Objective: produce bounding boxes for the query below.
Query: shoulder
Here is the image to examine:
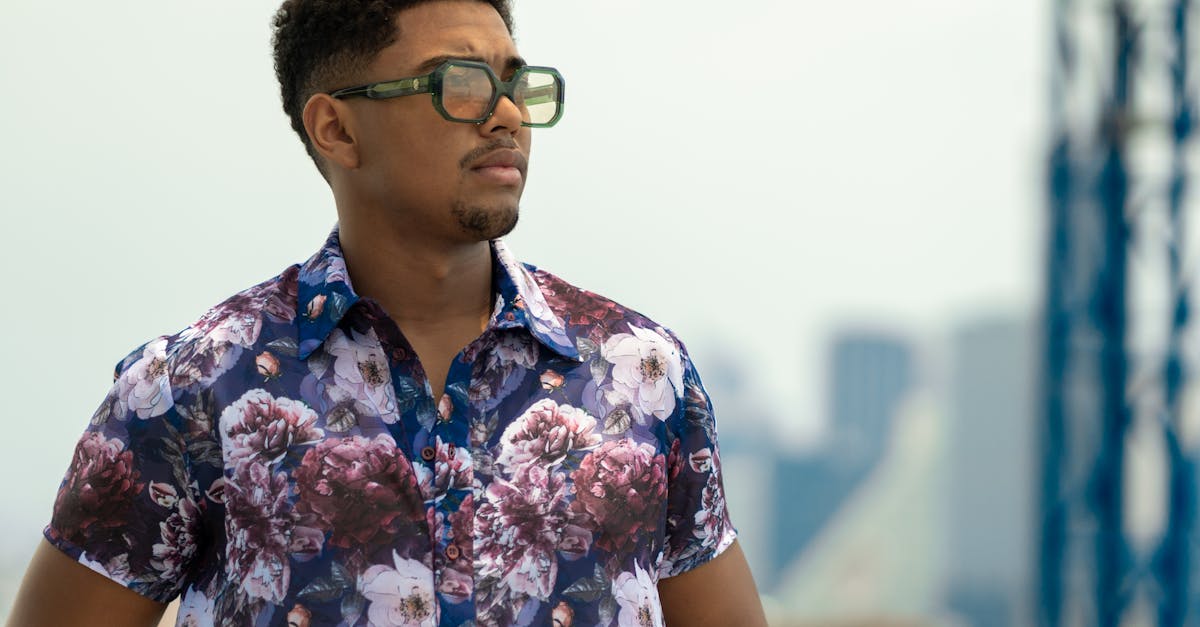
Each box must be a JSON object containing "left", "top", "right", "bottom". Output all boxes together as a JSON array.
[
  {"left": 101, "top": 265, "right": 301, "bottom": 421},
  {"left": 525, "top": 264, "right": 702, "bottom": 416},
  {"left": 525, "top": 263, "right": 683, "bottom": 346}
]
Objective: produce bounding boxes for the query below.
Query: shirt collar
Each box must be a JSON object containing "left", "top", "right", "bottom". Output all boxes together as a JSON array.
[{"left": 296, "top": 225, "right": 580, "bottom": 362}]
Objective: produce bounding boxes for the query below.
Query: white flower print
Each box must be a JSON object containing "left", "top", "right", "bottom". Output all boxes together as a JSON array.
[
  {"left": 359, "top": 551, "right": 437, "bottom": 627},
  {"left": 602, "top": 326, "right": 683, "bottom": 423},
  {"left": 612, "top": 562, "right": 664, "bottom": 627},
  {"left": 176, "top": 588, "right": 216, "bottom": 627},
  {"left": 78, "top": 553, "right": 130, "bottom": 582},
  {"left": 490, "top": 332, "right": 540, "bottom": 370},
  {"left": 116, "top": 338, "right": 173, "bottom": 419},
  {"left": 326, "top": 327, "right": 397, "bottom": 419}
]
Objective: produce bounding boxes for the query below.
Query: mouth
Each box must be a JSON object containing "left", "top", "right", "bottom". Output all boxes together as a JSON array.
[{"left": 467, "top": 148, "right": 527, "bottom": 187}]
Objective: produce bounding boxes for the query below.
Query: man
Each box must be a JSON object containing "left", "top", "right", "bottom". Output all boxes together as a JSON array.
[{"left": 7, "top": 1, "right": 766, "bottom": 625}]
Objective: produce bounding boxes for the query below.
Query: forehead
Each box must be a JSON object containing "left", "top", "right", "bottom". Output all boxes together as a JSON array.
[{"left": 379, "top": 1, "right": 518, "bottom": 73}]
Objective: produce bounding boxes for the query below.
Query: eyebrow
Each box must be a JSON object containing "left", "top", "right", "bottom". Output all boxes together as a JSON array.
[{"left": 412, "top": 53, "right": 528, "bottom": 75}]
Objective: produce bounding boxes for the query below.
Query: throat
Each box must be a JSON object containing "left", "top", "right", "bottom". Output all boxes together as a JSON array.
[{"left": 402, "top": 312, "right": 491, "bottom": 401}]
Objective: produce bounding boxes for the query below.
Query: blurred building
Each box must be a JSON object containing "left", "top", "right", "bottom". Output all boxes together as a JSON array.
[
  {"left": 942, "top": 315, "right": 1036, "bottom": 627},
  {"left": 769, "top": 332, "right": 915, "bottom": 586},
  {"left": 772, "top": 389, "right": 947, "bottom": 620}
]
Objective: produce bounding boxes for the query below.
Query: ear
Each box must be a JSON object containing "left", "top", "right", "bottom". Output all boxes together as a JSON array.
[{"left": 303, "top": 93, "right": 361, "bottom": 170}]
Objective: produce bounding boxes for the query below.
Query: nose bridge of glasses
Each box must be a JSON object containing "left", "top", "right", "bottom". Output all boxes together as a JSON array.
[
  {"left": 432, "top": 62, "right": 560, "bottom": 125},
  {"left": 493, "top": 70, "right": 525, "bottom": 102}
]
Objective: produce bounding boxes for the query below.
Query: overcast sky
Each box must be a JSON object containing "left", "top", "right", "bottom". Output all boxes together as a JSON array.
[{"left": 0, "top": 0, "right": 1046, "bottom": 588}]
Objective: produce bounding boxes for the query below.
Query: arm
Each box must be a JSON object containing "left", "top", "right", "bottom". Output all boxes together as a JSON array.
[
  {"left": 5, "top": 539, "right": 168, "bottom": 627},
  {"left": 658, "top": 540, "right": 767, "bottom": 627}
]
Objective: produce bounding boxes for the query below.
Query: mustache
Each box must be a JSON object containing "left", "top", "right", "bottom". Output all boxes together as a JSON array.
[{"left": 459, "top": 139, "right": 521, "bottom": 170}]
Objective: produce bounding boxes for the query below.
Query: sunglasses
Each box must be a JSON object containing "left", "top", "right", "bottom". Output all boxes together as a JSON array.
[{"left": 329, "top": 59, "right": 565, "bottom": 128}]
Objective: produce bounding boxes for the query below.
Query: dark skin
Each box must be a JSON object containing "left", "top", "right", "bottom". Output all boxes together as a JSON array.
[
  {"left": 8, "top": 2, "right": 768, "bottom": 625},
  {"left": 306, "top": 2, "right": 524, "bottom": 400},
  {"left": 7, "top": 540, "right": 168, "bottom": 626}
]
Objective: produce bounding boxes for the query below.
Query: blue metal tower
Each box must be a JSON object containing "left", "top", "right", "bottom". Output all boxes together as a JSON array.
[{"left": 1041, "top": 0, "right": 1197, "bottom": 624}]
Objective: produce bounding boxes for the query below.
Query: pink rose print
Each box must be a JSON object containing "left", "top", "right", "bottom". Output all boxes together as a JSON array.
[
  {"left": 476, "top": 465, "right": 592, "bottom": 601},
  {"left": 688, "top": 448, "right": 713, "bottom": 474},
  {"left": 53, "top": 432, "right": 143, "bottom": 547},
  {"left": 552, "top": 601, "right": 575, "bottom": 627},
  {"left": 570, "top": 438, "right": 667, "bottom": 555},
  {"left": 205, "top": 477, "right": 226, "bottom": 504},
  {"left": 151, "top": 496, "right": 200, "bottom": 581},
  {"left": 255, "top": 351, "right": 281, "bottom": 378},
  {"left": 536, "top": 271, "right": 626, "bottom": 328},
  {"left": 306, "top": 293, "right": 327, "bottom": 319},
  {"left": 434, "top": 438, "right": 473, "bottom": 494},
  {"left": 287, "top": 604, "right": 312, "bottom": 627},
  {"left": 192, "top": 289, "right": 273, "bottom": 348},
  {"left": 225, "top": 460, "right": 322, "bottom": 604},
  {"left": 539, "top": 369, "right": 565, "bottom": 391},
  {"left": 666, "top": 437, "right": 682, "bottom": 481},
  {"left": 495, "top": 399, "right": 601, "bottom": 471},
  {"left": 170, "top": 328, "right": 243, "bottom": 389},
  {"left": 693, "top": 472, "right": 729, "bottom": 550},
  {"left": 149, "top": 482, "right": 178, "bottom": 508},
  {"left": 416, "top": 437, "right": 474, "bottom": 501},
  {"left": 219, "top": 389, "right": 323, "bottom": 466},
  {"left": 295, "top": 435, "right": 424, "bottom": 554}
]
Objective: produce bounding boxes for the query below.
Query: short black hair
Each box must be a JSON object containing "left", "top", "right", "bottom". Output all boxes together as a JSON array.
[{"left": 271, "top": 0, "right": 515, "bottom": 174}]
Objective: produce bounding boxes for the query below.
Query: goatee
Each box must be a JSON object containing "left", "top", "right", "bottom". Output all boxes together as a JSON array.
[{"left": 452, "top": 202, "right": 519, "bottom": 240}]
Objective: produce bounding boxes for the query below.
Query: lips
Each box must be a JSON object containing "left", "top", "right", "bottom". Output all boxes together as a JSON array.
[{"left": 468, "top": 149, "right": 527, "bottom": 186}]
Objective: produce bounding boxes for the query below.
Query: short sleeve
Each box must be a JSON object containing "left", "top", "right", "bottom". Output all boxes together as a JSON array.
[
  {"left": 44, "top": 336, "right": 203, "bottom": 603},
  {"left": 657, "top": 345, "right": 738, "bottom": 578}
]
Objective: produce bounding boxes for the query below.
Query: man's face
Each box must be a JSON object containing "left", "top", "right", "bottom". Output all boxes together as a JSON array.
[{"left": 343, "top": 1, "right": 530, "bottom": 244}]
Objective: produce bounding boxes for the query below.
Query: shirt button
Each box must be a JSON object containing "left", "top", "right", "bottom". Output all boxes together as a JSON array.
[
  {"left": 420, "top": 446, "right": 436, "bottom": 462},
  {"left": 445, "top": 544, "right": 461, "bottom": 561}
]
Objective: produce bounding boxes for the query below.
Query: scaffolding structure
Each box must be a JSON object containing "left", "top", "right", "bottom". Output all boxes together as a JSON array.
[{"left": 1041, "top": 0, "right": 1198, "bottom": 624}]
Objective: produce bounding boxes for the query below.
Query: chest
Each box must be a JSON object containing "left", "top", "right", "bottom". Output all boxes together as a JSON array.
[{"left": 198, "top": 325, "right": 675, "bottom": 625}]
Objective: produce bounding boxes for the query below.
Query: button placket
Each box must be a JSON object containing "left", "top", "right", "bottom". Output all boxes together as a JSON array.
[{"left": 430, "top": 350, "right": 478, "bottom": 618}]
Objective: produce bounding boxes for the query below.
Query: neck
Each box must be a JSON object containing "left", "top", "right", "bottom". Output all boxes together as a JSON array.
[{"left": 336, "top": 213, "right": 494, "bottom": 328}]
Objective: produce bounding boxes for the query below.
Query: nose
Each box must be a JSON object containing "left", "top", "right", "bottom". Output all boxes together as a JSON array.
[{"left": 478, "top": 95, "right": 523, "bottom": 137}]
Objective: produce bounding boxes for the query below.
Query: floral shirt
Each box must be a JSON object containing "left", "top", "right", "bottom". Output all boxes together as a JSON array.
[{"left": 46, "top": 227, "right": 736, "bottom": 627}]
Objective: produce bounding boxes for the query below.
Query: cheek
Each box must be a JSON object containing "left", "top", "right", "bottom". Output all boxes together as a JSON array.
[
  {"left": 519, "top": 127, "right": 533, "bottom": 154},
  {"left": 367, "top": 127, "right": 458, "bottom": 188}
]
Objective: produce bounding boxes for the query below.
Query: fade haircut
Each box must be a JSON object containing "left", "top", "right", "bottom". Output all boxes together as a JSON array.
[{"left": 272, "top": 0, "right": 514, "bottom": 176}]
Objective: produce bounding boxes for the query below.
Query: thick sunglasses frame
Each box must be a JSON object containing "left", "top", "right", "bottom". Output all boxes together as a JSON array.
[{"left": 329, "top": 59, "right": 565, "bottom": 128}]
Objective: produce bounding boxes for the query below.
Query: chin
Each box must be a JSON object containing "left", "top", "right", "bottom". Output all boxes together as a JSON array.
[{"left": 452, "top": 202, "right": 520, "bottom": 241}]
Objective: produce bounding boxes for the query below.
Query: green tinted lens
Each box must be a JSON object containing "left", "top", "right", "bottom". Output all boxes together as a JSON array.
[
  {"left": 516, "top": 70, "right": 561, "bottom": 126},
  {"left": 440, "top": 64, "right": 496, "bottom": 121}
]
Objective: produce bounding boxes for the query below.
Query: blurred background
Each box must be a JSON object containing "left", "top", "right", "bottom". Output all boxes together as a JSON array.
[{"left": 4, "top": 0, "right": 1198, "bottom": 625}]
